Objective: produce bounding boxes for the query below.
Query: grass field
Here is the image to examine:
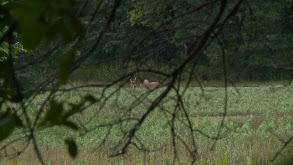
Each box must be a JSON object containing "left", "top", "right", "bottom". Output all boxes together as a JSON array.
[{"left": 1, "top": 84, "right": 293, "bottom": 165}]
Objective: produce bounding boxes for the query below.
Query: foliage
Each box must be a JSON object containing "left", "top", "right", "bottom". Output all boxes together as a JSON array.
[
  {"left": 0, "top": 0, "right": 292, "bottom": 164},
  {"left": 0, "top": 0, "right": 87, "bottom": 160},
  {"left": 128, "top": 0, "right": 293, "bottom": 80},
  {"left": 1, "top": 86, "right": 293, "bottom": 164},
  {"left": 0, "top": 27, "right": 27, "bottom": 61}
]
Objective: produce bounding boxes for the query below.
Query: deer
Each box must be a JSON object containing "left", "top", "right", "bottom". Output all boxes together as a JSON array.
[
  {"left": 11, "top": 103, "right": 17, "bottom": 113},
  {"left": 140, "top": 79, "right": 160, "bottom": 89},
  {"left": 130, "top": 76, "right": 137, "bottom": 90}
]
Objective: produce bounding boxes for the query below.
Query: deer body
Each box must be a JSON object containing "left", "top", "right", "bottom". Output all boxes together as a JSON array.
[
  {"left": 11, "top": 103, "right": 17, "bottom": 112},
  {"left": 130, "top": 76, "right": 137, "bottom": 90},
  {"left": 141, "top": 79, "right": 160, "bottom": 88}
]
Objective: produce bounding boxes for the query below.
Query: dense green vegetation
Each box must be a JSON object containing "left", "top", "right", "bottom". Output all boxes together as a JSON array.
[
  {"left": 1, "top": 0, "right": 292, "bottom": 85},
  {"left": 1, "top": 0, "right": 293, "bottom": 164},
  {"left": 2, "top": 86, "right": 293, "bottom": 164}
]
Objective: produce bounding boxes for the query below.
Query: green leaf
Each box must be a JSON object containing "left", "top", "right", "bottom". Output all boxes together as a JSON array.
[
  {"left": 48, "top": 21, "right": 75, "bottom": 43},
  {"left": 84, "top": 94, "right": 96, "bottom": 103},
  {"left": 0, "top": 4, "right": 11, "bottom": 29},
  {"left": 10, "top": 0, "right": 85, "bottom": 49},
  {"left": 0, "top": 110, "right": 16, "bottom": 142},
  {"left": 10, "top": 0, "right": 47, "bottom": 49},
  {"left": 65, "top": 138, "right": 78, "bottom": 158},
  {"left": 38, "top": 100, "right": 64, "bottom": 127},
  {"left": 63, "top": 103, "right": 83, "bottom": 120},
  {"left": 223, "top": 157, "right": 227, "bottom": 165},
  {"left": 63, "top": 120, "right": 79, "bottom": 130},
  {"left": 12, "top": 113, "right": 23, "bottom": 127},
  {"left": 58, "top": 48, "right": 76, "bottom": 85}
]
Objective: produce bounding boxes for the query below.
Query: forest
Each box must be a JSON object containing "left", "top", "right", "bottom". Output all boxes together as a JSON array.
[{"left": 0, "top": 0, "right": 293, "bottom": 164}]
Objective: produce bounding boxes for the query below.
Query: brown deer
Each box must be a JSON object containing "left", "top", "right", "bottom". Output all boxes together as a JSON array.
[
  {"left": 130, "top": 76, "right": 137, "bottom": 90},
  {"left": 140, "top": 79, "right": 160, "bottom": 89},
  {"left": 11, "top": 103, "right": 17, "bottom": 113}
]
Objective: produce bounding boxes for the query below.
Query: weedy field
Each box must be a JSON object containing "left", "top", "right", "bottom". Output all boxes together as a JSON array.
[{"left": 1, "top": 85, "right": 293, "bottom": 165}]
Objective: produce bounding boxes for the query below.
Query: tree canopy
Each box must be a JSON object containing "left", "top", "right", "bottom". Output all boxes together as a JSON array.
[{"left": 0, "top": 0, "right": 293, "bottom": 164}]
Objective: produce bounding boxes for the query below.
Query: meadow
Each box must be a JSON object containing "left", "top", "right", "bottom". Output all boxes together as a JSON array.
[{"left": 1, "top": 84, "right": 293, "bottom": 165}]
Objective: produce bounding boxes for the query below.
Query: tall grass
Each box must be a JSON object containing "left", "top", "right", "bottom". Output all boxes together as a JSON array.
[{"left": 1, "top": 85, "right": 293, "bottom": 164}]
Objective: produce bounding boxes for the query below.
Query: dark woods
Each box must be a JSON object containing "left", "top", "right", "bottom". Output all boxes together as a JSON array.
[{"left": 0, "top": 0, "right": 293, "bottom": 164}]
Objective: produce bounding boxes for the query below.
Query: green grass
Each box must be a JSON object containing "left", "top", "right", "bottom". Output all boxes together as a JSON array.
[{"left": 1, "top": 85, "right": 293, "bottom": 164}]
